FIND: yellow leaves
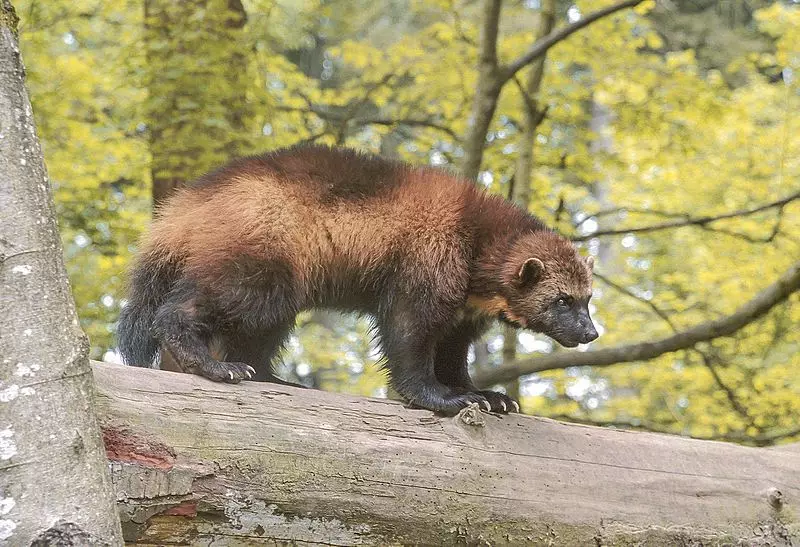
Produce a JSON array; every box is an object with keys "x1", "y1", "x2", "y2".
[
  {"x1": 634, "y1": 0, "x2": 657, "y2": 15},
  {"x1": 428, "y1": 22, "x2": 455, "y2": 43},
  {"x1": 335, "y1": 40, "x2": 379, "y2": 70},
  {"x1": 645, "y1": 32, "x2": 663, "y2": 50},
  {"x1": 665, "y1": 49, "x2": 697, "y2": 70},
  {"x1": 755, "y1": 3, "x2": 799, "y2": 38},
  {"x1": 625, "y1": 83, "x2": 648, "y2": 105}
]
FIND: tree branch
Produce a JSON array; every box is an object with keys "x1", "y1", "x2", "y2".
[
  {"x1": 593, "y1": 272, "x2": 677, "y2": 332},
  {"x1": 478, "y1": 0, "x2": 502, "y2": 72},
  {"x1": 475, "y1": 260, "x2": 800, "y2": 386},
  {"x1": 501, "y1": 0, "x2": 645, "y2": 83},
  {"x1": 349, "y1": 117, "x2": 459, "y2": 139},
  {"x1": 574, "y1": 207, "x2": 685, "y2": 228},
  {"x1": 572, "y1": 191, "x2": 800, "y2": 241},
  {"x1": 460, "y1": 0, "x2": 503, "y2": 181},
  {"x1": 694, "y1": 347, "x2": 755, "y2": 425},
  {"x1": 278, "y1": 108, "x2": 458, "y2": 139}
]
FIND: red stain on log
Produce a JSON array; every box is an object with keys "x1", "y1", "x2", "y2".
[
  {"x1": 103, "y1": 426, "x2": 176, "y2": 470},
  {"x1": 163, "y1": 501, "x2": 198, "y2": 517}
]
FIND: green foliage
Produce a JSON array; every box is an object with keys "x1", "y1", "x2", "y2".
[
  {"x1": 16, "y1": 0, "x2": 799, "y2": 444},
  {"x1": 18, "y1": 0, "x2": 150, "y2": 356}
]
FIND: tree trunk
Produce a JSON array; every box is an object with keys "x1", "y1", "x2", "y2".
[
  {"x1": 0, "y1": 6, "x2": 123, "y2": 544},
  {"x1": 144, "y1": 0, "x2": 251, "y2": 208},
  {"x1": 94, "y1": 362, "x2": 798, "y2": 545},
  {"x1": 501, "y1": 0, "x2": 556, "y2": 401},
  {"x1": 509, "y1": 0, "x2": 554, "y2": 211},
  {"x1": 460, "y1": 0, "x2": 502, "y2": 183}
]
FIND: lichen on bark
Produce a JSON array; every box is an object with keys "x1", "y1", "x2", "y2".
[{"x1": 0, "y1": 1, "x2": 19, "y2": 35}]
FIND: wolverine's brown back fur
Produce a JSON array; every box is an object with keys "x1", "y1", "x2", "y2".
[
  {"x1": 143, "y1": 146, "x2": 548, "y2": 310},
  {"x1": 119, "y1": 144, "x2": 596, "y2": 413}
]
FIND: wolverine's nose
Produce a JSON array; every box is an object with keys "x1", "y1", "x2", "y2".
[{"x1": 580, "y1": 320, "x2": 599, "y2": 344}]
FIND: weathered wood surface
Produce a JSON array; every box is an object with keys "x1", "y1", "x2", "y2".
[{"x1": 92, "y1": 362, "x2": 799, "y2": 546}]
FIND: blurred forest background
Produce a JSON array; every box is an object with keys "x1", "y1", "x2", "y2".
[{"x1": 14, "y1": 0, "x2": 799, "y2": 444}]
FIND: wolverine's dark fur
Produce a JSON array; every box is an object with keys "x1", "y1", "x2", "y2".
[{"x1": 118, "y1": 145, "x2": 598, "y2": 413}]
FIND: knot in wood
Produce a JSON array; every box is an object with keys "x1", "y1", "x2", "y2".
[
  {"x1": 458, "y1": 403, "x2": 486, "y2": 427},
  {"x1": 766, "y1": 487, "x2": 783, "y2": 510}
]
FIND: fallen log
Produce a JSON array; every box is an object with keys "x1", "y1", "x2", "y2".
[{"x1": 92, "y1": 362, "x2": 799, "y2": 545}]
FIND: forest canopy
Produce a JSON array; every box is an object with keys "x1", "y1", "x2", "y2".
[{"x1": 15, "y1": 0, "x2": 800, "y2": 445}]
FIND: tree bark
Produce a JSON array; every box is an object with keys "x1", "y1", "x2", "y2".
[
  {"x1": 93, "y1": 362, "x2": 798, "y2": 545},
  {"x1": 0, "y1": 5, "x2": 123, "y2": 544},
  {"x1": 460, "y1": 0, "x2": 502, "y2": 182},
  {"x1": 501, "y1": 0, "x2": 556, "y2": 400},
  {"x1": 145, "y1": 0, "x2": 251, "y2": 208}
]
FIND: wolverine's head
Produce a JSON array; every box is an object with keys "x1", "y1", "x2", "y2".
[{"x1": 499, "y1": 231, "x2": 598, "y2": 348}]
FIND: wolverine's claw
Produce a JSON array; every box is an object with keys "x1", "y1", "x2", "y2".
[
  {"x1": 228, "y1": 371, "x2": 234, "y2": 380},
  {"x1": 246, "y1": 365, "x2": 256, "y2": 376},
  {"x1": 510, "y1": 401, "x2": 520, "y2": 413},
  {"x1": 499, "y1": 400, "x2": 507, "y2": 412},
  {"x1": 480, "y1": 400, "x2": 491, "y2": 413}
]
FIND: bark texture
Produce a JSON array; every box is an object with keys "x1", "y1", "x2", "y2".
[
  {"x1": 502, "y1": 0, "x2": 556, "y2": 402},
  {"x1": 94, "y1": 362, "x2": 798, "y2": 546},
  {"x1": 0, "y1": 8, "x2": 123, "y2": 545},
  {"x1": 144, "y1": 0, "x2": 250, "y2": 208}
]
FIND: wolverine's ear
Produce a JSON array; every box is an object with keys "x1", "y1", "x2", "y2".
[
  {"x1": 586, "y1": 256, "x2": 595, "y2": 271},
  {"x1": 518, "y1": 258, "x2": 544, "y2": 286}
]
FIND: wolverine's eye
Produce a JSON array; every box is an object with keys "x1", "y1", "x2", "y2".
[{"x1": 556, "y1": 295, "x2": 573, "y2": 308}]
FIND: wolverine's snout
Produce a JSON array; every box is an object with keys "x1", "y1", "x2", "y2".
[
  {"x1": 580, "y1": 321, "x2": 599, "y2": 344},
  {"x1": 577, "y1": 311, "x2": 598, "y2": 344}
]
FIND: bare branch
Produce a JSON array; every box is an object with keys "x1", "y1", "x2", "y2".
[
  {"x1": 295, "y1": 131, "x2": 327, "y2": 146},
  {"x1": 501, "y1": 0, "x2": 645, "y2": 83},
  {"x1": 572, "y1": 191, "x2": 800, "y2": 241},
  {"x1": 574, "y1": 206, "x2": 688, "y2": 228},
  {"x1": 474, "y1": 260, "x2": 800, "y2": 386},
  {"x1": 277, "y1": 109, "x2": 458, "y2": 140},
  {"x1": 694, "y1": 347, "x2": 755, "y2": 425},
  {"x1": 460, "y1": 0, "x2": 503, "y2": 181},
  {"x1": 450, "y1": 3, "x2": 477, "y2": 46},
  {"x1": 349, "y1": 117, "x2": 460, "y2": 139},
  {"x1": 593, "y1": 272, "x2": 677, "y2": 332},
  {"x1": 479, "y1": 0, "x2": 502, "y2": 72}
]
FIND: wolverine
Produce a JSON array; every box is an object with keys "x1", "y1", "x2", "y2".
[{"x1": 118, "y1": 145, "x2": 598, "y2": 414}]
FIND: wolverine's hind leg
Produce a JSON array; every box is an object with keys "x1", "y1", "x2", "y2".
[
  {"x1": 151, "y1": 280, "x2": 255, "y2": 383},
  {"x1": 434, "y1": 319, "x2": 519, "y2": 414},
  {"x1": 222, "y1": 322, "x2": 306, "y2": 387}
]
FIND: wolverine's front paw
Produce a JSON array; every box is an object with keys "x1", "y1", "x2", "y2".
[
  {"x1": 198, "y1": 361, "x2": 256, "y2": 383},
  {"x1": 472, "y1": 390, "x2": 520, "y2": 413},
  {"x1": 406, "y1": 387, "x2": 491, "y2": 415},
  {"x1": 428, "y1": 392, "x2": 493, "y2": 415}
]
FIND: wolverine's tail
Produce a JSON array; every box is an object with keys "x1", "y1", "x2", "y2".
[{"x1": 117, "y1": 253, "x2": 178, "y2": 367}]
